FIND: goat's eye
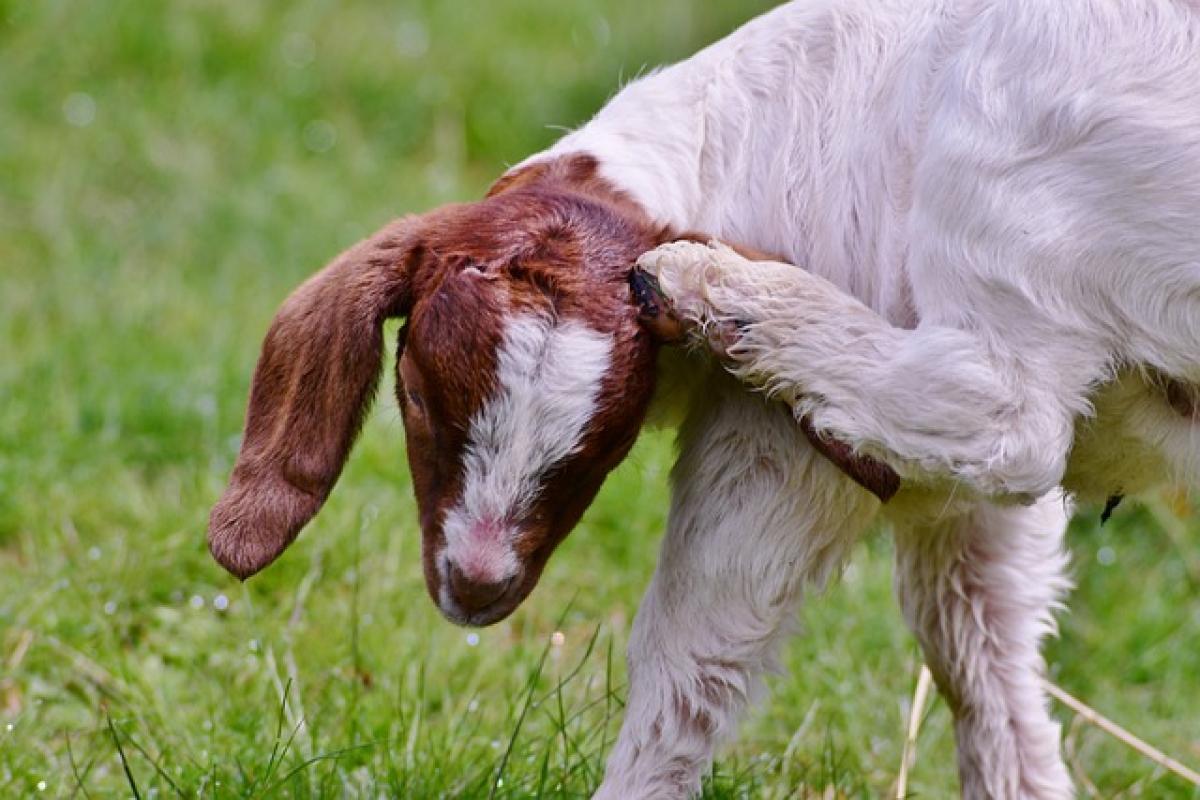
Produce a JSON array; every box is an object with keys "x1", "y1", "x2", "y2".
[{"x1": 406, "y1": 387, "x2": 425, "y2": 411}]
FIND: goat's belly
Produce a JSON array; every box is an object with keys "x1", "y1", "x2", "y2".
[{"x1": 1061, "y1": 372, "x2": 1189, "y2": 503}]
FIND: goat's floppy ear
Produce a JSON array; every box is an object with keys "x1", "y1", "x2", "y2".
[{"x1": 209, "y1": 218, "x2": 424, "y2": 579}]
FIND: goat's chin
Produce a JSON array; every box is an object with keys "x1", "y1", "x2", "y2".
[
  {"x1": 435, "y1": 596, "x2": 519, "y2": 628},
  {"x1": 429, "y1": 556, "x2": 550, "y2": 628}
]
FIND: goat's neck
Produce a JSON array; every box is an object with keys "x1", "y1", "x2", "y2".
[
  {"x1": 539, "y1": 63, "x2": 711, "y2": 238},
  {"x1": 536, "y1": 2, "x2": 953, "y2": 324}
]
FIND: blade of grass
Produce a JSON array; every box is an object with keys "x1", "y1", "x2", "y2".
[
  {"x1": 257, "y1": 677, "x2": 296, "y2": 794},
  {"x1": 489, "y1": 604, "x2": 576, "y2": 799},
  {"x1": 260, "y1": 740, "x2": 381, "y2": 795},
  {"x1": 105, "y1": 714, "x2": 142, "y2": 800},
  {"x1": 64, "y1": 730, "x2": 95, "y2": 800},
  {"x1": 121, "y1": 728, "x2": 188, "y2": 798}
]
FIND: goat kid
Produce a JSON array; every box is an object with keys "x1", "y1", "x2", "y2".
[{"x1": 211, "y1": 1, "x2": 1200, "y2": 797}]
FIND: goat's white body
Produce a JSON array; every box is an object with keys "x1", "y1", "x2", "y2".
[
  {"x1": 517, "y1": 0, "x2": 1200, "y2": 796},
  {"x1": 545, "y1": 0, "x2": 1200, "y2": 497}
]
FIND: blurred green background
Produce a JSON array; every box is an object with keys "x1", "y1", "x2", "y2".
[{"x1": 2, "y1": 1, "x2": 1198, "y2": 796}]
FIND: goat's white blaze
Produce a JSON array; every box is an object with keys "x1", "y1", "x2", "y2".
[{"x1": 440, "y1": 313, "x2": 613, "y2": 586}]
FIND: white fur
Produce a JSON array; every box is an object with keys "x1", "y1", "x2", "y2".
[
  {"x1": 440, "y1": 314, "x2": 612, "y2": 590},
  {"x1": 506, "y1": 1, "x2": 1200, "y2": 796}
]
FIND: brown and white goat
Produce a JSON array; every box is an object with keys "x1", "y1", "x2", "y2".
[{"x1": 213, "y1": 1, "x2": 1200, "y2": 797}]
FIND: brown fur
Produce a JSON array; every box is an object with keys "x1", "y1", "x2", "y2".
[{"x1": 209, "y1": 156, "x2": 670, "y2": 622}]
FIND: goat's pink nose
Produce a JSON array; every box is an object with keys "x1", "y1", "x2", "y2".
[{"x1": 446, "y1": 562, "x2": 513, "y2": 613}]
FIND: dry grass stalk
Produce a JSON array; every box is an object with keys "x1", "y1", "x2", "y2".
[
  {"x1": 895, "y1": 664, "x2": 934, "y2": 799},
  {"x1": 1043, "y1": 680, "x2": 1200, "y2": 788}
]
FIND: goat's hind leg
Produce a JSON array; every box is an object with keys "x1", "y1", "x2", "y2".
[
  {"x1": 593, "y1": 373, "x2": 878, "y2": 799},
  {"x1": 638, "y1": 241, "x2": 1082, "y2": 499},
  {"x1": 894, "y1": 495, "x2": 1073, "y2": 799}
]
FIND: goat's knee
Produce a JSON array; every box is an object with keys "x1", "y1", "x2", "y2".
[
  {"x1": 805, "y1": 383, "x2": 1074, "y2": 500},
  {"x1": 799, "y1": 347, "x2": 1074, "y2": 499}
]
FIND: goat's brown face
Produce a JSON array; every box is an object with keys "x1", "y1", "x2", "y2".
[
  {"x1": 208, "y1": 156, "x2": 669, "y2": 626},
  {"x1": 397, "y1": 190, "x2": 663, "y2": 625}
]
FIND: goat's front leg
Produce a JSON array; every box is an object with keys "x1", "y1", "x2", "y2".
[
  {"x1": 637, "y1": 241, "x2": 1083, "y2": 499},
  {"x1": 893, "y1": 494, "x2": 1073, "y2": 799},
  {"x1": 594, "y1": 372, "x2": 879, "y2": 799}
]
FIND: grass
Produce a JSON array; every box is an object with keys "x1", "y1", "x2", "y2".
[{"x1": 2, "y1": 0, "x2": 1199, "y2": 796}]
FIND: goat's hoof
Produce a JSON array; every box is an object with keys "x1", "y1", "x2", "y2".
[
  {"x1": 636, "y1": 241, "x2": 718, "y2": 310},
  {"x1": 637, "y1": 240, "x2": 749, "y2": 357},
  {"x1": 629, "y1": 268, "x2": 688, "y2": 342}
]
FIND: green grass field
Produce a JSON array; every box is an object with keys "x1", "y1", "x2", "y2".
[{"x1": 3, "y1": 1, "x2": 1199, "y2": 796}]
